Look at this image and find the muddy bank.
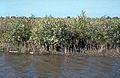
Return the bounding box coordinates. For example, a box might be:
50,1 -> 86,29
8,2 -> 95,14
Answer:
0,47 -> 120,57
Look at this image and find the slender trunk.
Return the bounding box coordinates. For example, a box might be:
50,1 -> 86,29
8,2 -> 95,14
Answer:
51,44 -> 54,54
74,44 -> 77,54
21,42 -> 26,53
32,44 -> 36,53
46,44 -> 49,52
116,47 -> 120,53
6,43 -> 10,52
64,46 -> 67,54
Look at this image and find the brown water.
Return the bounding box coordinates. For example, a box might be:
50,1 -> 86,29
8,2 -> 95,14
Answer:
0,52 -> 120,78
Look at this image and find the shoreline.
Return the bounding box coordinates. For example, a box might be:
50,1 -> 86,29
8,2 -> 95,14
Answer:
0,48 -> 120,57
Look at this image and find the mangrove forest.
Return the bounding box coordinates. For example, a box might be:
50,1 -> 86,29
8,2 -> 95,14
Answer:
0,12 -> 120,56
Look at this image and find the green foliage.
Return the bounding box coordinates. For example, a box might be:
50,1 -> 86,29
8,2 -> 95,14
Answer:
12,24 -> 32,43
0,12 -> 120,49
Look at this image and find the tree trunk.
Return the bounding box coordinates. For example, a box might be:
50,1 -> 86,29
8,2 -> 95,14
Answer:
64,46 -> 67,54
21,42 -> 26,53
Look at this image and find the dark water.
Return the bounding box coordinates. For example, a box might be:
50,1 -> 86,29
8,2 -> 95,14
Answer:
0,52 -> 120,78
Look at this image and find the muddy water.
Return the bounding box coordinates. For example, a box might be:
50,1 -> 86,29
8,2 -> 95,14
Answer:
0,52 -> 120,78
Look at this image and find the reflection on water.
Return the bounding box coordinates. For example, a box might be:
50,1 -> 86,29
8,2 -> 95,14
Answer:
0,52 -> 120,78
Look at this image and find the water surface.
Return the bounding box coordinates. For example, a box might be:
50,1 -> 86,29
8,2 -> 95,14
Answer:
0,52 -> 120,78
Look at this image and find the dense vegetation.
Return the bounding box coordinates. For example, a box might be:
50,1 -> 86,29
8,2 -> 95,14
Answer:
0,12 -> 120,54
